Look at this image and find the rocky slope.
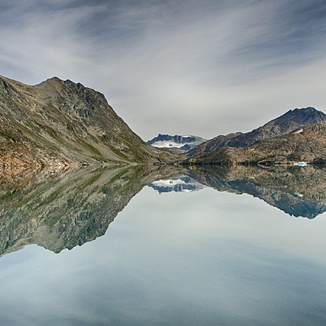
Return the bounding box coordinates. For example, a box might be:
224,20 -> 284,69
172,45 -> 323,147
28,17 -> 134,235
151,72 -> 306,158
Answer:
187,124 -> 326,165
188,107 -> 326,158
0,75 -> 180,168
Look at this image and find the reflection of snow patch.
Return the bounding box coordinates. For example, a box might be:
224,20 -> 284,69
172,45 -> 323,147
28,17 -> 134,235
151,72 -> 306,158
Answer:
294,161 -> 307,167
151,179 -> 186,187
149,176 -> 205,193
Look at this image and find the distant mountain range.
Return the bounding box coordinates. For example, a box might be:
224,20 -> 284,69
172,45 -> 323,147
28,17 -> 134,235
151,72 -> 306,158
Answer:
147,134 -> 206,153
185,107 -> 326,166
188,107 -> 326,157
145,107 -> 326,166
1,74 -> 325,169
188,124 -> 326,166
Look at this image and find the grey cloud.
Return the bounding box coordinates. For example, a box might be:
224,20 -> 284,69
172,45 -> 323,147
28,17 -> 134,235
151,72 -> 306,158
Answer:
1,0 -> 326,139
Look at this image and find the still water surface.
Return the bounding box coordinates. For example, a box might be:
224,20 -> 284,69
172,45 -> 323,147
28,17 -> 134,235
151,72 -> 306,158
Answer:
0,167 -> 325,325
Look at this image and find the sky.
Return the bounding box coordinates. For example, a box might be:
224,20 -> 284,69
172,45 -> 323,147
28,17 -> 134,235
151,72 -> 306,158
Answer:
1,0 -> 326,141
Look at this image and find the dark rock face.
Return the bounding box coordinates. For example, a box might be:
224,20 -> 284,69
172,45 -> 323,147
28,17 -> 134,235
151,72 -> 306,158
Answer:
0,75 -> 180,169
188,107 -> 326,157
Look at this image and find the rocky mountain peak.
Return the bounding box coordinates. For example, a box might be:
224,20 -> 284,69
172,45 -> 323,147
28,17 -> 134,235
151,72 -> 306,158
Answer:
188,107 -> 326,157
0,75 -> 181,169
263,107 -> 326,133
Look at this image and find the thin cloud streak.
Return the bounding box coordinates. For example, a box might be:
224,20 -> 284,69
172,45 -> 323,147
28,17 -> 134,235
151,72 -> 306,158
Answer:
0,1 -> 326,139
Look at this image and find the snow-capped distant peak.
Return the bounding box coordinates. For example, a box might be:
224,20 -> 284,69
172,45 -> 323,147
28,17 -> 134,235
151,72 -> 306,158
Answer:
147,134 -> 206,153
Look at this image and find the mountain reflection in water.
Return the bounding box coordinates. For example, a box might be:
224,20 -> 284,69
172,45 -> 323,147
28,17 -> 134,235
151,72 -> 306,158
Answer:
186,165 -> 326,219
0,165 -> 185,256
149,165 -> 326,219
0,164 -> 325,257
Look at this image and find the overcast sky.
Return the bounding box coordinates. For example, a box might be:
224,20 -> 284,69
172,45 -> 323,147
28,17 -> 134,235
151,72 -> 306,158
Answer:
1,0 -> 326,140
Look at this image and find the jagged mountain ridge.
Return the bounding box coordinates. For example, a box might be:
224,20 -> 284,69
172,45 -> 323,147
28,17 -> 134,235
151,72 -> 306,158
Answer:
147,134 -> 206,152
188,107 -> 326,157
0,75 -> 180,168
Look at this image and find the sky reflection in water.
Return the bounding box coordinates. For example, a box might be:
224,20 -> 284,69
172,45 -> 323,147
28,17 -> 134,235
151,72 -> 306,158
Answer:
0,178 -> 326,325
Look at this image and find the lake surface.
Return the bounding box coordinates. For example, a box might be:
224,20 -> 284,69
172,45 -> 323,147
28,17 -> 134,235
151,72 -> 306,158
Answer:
0,166 -> 326,325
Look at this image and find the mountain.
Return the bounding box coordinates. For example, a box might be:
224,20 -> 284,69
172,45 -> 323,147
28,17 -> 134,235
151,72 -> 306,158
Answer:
187,124 -> 326,166
0,75 -> 180,169
147,134 -> 206,153
188,107 -> 326,158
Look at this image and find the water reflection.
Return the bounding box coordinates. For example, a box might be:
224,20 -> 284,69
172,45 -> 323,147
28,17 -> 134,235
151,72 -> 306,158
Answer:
148,175 -> 204,193
148,165 -> 326,219
0,165 -> 326,325
186,165 -> 326,219
0,165 -> 185,256
0,165 -> 325,257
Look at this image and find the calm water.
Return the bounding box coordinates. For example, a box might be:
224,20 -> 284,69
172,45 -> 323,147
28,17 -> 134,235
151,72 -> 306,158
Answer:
0,166 -> 326,325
